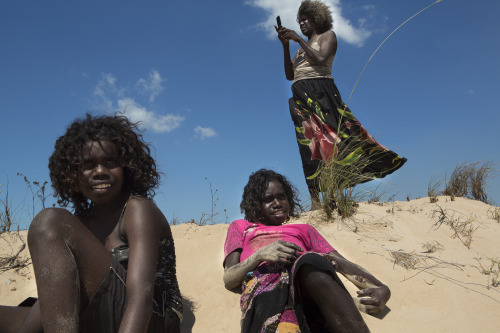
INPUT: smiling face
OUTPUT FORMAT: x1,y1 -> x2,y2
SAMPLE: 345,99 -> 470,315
78,140 -> 126,206
260,179 -> 291,226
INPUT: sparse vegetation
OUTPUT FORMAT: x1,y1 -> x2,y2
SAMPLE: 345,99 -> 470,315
432,206 -> 477,249
317,141 -> 373,219
1,183 -> 17,233
170,215 -> 181,225
198,178 -> 224,225
0,233 -> 31,273
427,176 -> 441,203
18,173 -> 49,219
487,207 -> 500,223
475,257 -> 500,288
442,162 -> 496,204
1,174 -> 51,273
1,174 -> 53,233
421,241 -> 443,254
366,186 -> 389,204
389,248 -> 464,274
390,250 -> 420,269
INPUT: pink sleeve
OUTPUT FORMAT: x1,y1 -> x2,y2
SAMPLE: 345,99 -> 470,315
223,220 -> 245,262
306,225 -> 335,253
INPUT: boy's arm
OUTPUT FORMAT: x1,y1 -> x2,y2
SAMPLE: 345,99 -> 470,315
327,250 -> 390,314
118,198 -> 165,333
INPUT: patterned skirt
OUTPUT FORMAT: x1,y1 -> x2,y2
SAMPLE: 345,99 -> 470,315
240,252 -> 347,333
289,78 -> 407,190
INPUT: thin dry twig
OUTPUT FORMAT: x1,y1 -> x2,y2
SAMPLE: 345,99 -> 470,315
432,206 -> 477,249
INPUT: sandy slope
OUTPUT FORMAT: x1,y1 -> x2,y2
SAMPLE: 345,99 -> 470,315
1,197 -> 499,332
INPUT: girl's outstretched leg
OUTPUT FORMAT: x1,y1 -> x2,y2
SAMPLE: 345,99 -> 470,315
27,208 -> 112,333
297,264 -> 370,333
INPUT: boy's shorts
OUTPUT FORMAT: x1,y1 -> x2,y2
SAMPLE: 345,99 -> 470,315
80,258 -> 180,333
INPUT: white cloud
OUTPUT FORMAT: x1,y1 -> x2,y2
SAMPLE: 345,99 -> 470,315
245,0 -> 371,46
194,126 -> 217,140
118,98 -> 184,133
92,71 -> 184,133
136,69 -> 164,102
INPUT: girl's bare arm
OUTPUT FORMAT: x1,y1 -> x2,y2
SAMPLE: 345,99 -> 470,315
275,26 -> 295,80
327,250 -> 390,314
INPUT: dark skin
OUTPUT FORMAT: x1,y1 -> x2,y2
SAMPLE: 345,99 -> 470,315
223,180 -> 390,333
275,15 -> 338,206
0,140 -> 170,333
275,14 -> 338,81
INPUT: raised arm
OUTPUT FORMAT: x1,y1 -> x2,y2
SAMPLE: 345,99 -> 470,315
327,250 -> 390,314
223,240 -> 304,290
118,198 -> 166,333
275,26 -> 295,81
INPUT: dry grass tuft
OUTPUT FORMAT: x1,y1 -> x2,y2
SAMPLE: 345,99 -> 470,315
366,186 -> 389,204
475,257 -> 500,288
432,206 -> 477,249
427,176 -> 441,203
470,162 -> 495,203
487,207 -> 500,223
388,248 -> 465,279
0,233 -> 31,273
317,158 -> 367,219
442,161 -> 496,204
317,140 -> 376,219
421,241 -> 444,254
0,187 -> 15,233
390,250 -> 420,269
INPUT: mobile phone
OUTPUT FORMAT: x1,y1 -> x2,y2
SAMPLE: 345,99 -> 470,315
276,16 -> 282,28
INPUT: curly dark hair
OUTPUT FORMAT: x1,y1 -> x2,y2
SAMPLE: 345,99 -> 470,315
297,0 -> 333,34
49,113 -> 161,217
240,169 -> 302,224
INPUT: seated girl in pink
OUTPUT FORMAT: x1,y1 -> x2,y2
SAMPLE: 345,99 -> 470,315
223,169 -> 390,333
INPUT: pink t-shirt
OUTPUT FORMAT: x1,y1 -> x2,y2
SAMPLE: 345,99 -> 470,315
223,219 -> 335,264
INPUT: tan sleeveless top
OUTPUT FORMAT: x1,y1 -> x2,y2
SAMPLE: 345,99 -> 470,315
292,33 -> 334,83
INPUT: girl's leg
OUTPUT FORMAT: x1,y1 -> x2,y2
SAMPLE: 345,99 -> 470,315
26,208 -> 112,333
297,264 -> 370,333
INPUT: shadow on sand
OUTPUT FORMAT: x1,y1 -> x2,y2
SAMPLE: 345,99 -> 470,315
180,296 -> 196,333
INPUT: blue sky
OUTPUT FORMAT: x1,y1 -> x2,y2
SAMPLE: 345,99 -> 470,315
1,0 -> 499,229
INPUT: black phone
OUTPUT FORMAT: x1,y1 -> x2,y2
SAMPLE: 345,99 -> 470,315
276,16 -> 282,28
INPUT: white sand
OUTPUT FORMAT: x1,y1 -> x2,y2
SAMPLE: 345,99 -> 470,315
1,197 -> 499,332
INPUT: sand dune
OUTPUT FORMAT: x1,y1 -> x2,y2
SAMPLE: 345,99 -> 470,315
1,197 -> 499,332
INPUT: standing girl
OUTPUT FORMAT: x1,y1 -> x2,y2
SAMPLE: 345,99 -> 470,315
1,114 -> 182,332
276,0 -> 406,207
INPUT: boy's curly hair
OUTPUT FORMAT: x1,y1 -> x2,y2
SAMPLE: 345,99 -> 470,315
240,169 -> 302,224
297,0 -> 333,34
49,113 -> 160,217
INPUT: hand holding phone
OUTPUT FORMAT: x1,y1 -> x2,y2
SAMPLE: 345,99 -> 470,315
276,16 -> 282,29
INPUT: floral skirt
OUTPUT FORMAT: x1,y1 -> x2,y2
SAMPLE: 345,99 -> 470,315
289,78 -> 407,190
240,252 -> 347,333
